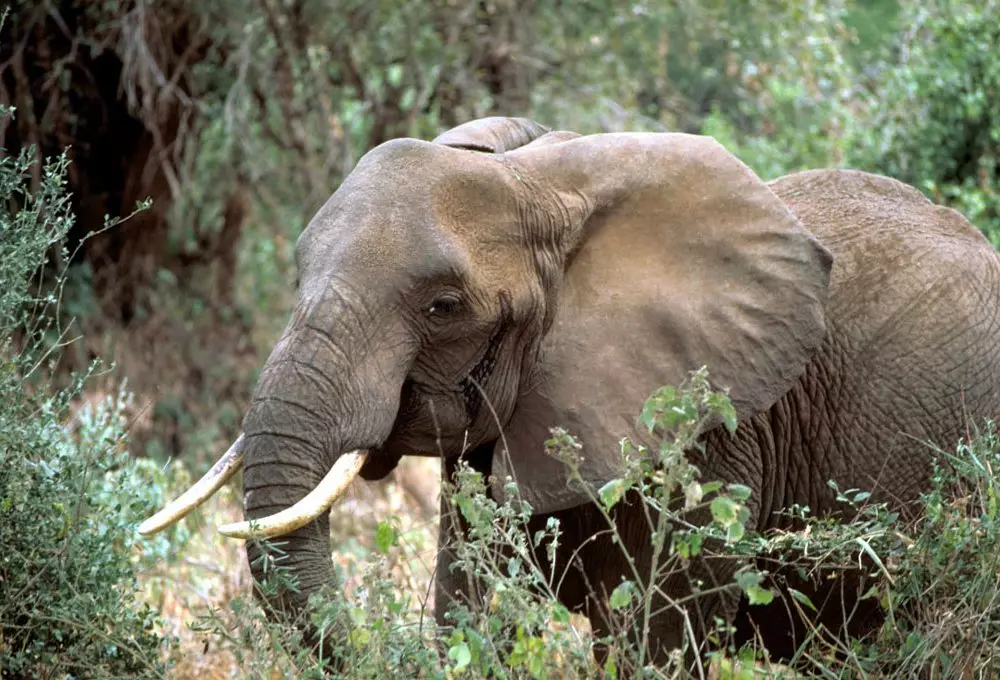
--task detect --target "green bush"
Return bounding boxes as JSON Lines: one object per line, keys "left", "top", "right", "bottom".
{"left": 852, "top": 0, "right": 1000, "bottom": 246}
{"left": 0, "top": 105, "right": 168, "bottom": 677}
{"left": 860, "top": 422, "right": 1000, "bottom": 676}
{"left": 701, "top": 0, "right": 861, "bottom": 180}
{"left": 739, "top": 423, "right": 1000, "bottom": 677}
{"left": 701, "top": 0, "right": 1000, "bottom": 247}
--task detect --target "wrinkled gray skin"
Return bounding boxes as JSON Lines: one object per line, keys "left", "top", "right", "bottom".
{"left": 240, "top": 116, "right": 1000, "bottom": 663}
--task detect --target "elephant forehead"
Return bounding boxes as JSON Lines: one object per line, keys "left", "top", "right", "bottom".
{"left": 428, "top": 167, "right": 522, "bottom": 251}
{"left": 297, "top": 208, "right": 470, "bottom": 294}
{"left": 298, "top": 144, "right": 522, "bottom": 282}
{"left": 346, "top": 136, "right": 523, "bottom": 251}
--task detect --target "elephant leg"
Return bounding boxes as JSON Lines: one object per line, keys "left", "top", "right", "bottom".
{"left": 433, "top": 443, "right": 495, "bottom": 629}
{"left": 561, "top": 492, "right": 750, "bottom": 668}
{"left": 732, "top": 556, "right": 884, "bottom": 662}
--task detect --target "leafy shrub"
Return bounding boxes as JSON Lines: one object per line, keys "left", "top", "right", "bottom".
{"left": 858, "top": 422, "right": 1000, "bottom": 676}
{"left": 197, "top": 374, "right": 1000, "bottom": 678}
{"left": 0, "top": 105, "right": 167, "bottom": 677}
{"left": 701, "top": 0, "right": 862, "bottom": 180}
{"left": 737, "top": 423, "right": 1000, "bottom": 677}
{"left": 702, "top": 0, "right": 1000, "bottom": 247}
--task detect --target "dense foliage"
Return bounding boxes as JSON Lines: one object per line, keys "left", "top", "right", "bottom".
{"left": 0, "top": 107, "right": 166, "bottom": 677}
{"left": 7, "top": 0, "right": 997, "bottom": 461}
{"left": 190, "top": 378, "right": 1000, "bottom": 678}
{"left": 857, "top": 0, "right": 1000, "bottom": 245}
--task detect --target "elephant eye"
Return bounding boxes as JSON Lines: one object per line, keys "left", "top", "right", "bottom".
{"left": 427, "top": 294, "right": 462, "bottom": 317}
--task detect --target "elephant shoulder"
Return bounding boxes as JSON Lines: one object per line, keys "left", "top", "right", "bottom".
{"left": 768, "top": 169, "right": 1000, "bottom": 366}
{"left": 768, "top": 169, "right": 929, "bottom": 208}
{"left": 767, "top": 168, "right": 995, "bottom": 265}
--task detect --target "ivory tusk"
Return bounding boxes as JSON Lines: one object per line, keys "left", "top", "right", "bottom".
{"left": 218, "top": 450, "right": 368, "bottom": 540}
{"left": 138, "top": 435, "right": 247, "bottom": 536}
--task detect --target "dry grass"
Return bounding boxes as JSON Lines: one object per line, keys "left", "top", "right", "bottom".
{"left": 135, "top": 455, "right": 442, "bottom": 678}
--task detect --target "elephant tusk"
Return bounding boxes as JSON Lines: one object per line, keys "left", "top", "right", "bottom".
{"left": 217, "top": 450, "right": 368, "bottom": 540}
{"left": 138, "top": 434, "right": 247, "bottom": 536}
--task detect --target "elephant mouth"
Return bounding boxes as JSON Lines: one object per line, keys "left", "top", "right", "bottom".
{"left": 359, "top": 446, "right": 404, "bottom": 480}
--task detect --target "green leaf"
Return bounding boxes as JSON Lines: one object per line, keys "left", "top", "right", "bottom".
{"left": 386, "top": 63, "right": 404, "bottom": 88}
{"left": 449, "top": 642, "right": 472, "bottom": 672}
{"left": 599, "top": 478, "right": 630, "bottom": 510}
{"left": 374, "top": 520, "right": 397, "bottom": 554}
{"left": 349, "top": 627, "right": 371, "bottom": 648}
{"left": 707, "top": 392, "right": 738, "bottom": 433}
{"left": 788, "top": 588, "right": 817, "bottom": 612}
{"left": 609, "top": 580, "right": 636, "bottom": 610}
{"left": 855, "top": 537, "right": 892, "bottom": 581}
{"left": 676, "top": 532, "right": 703, "bottom": 558}
{"left": 736, "top": 570, "right": 773, "bottom": 605}
{"left": 551, "top": 603, "right": 570, "bottom": 624}
{"left": 727, "top": 483, "right": 752, "bottom": 502}
{"left": 710, "top": 496, "right": 739, "bottom": 525}
{"left": 746, "top": 584, "right": 773, "bottom": 605}
{"left": 701, "top": 481, "right": 724, "bottom": 494}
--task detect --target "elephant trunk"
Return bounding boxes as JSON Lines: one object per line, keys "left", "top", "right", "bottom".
{"left": 241, "top": 429, "right": 336, "bottom": 618}
{"left": 236, "top": 300, "right": 410, "bottom": 639}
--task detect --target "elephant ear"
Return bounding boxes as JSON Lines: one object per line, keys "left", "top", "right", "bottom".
{"left": 492, "top": 133, "right": 833, "bottom": 513}
{"left": 433, "top": 116, "right": 551, "bottom": 153}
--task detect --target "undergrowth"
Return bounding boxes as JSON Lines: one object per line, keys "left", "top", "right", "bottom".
{"left": 184, "top": 373, "right": 1000, "bottom": 679}
{"left": 0, "top": 104, "right": 169, "bottom": 677}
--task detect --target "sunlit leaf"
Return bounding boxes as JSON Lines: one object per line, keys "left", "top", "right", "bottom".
{"left": 609, "top": 580, "right": 637, "bottom": 610}
{"left": 599, "top": 478, "right": 630, "bottom": 510}
{"left": 374, "top": 520, "right": 397, "bottom": 554}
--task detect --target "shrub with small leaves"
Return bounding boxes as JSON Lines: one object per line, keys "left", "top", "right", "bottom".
{"left": 861, "top": 422, "right": 1000, "bottom": 676}
{"left": 736, "top": 421, "right": 1000, "bottom": 676}
{"left": 0, "top": 104, "right": 167, "bottom": 677}
{"left": 190, "top": 368, "right": 763, "bottom": 678}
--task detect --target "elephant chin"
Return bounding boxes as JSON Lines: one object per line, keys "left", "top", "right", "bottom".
{"left": 359, "top": 448, "right": 403, "bottom": 480}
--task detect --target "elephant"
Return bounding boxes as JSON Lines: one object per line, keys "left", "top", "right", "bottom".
{"left": 140, "top": 116, "right": 1000, "bottom": 667}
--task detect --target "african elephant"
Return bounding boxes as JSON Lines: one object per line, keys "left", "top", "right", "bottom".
{"left": 140, "top": 117, "right": 1000, "bottom": 665}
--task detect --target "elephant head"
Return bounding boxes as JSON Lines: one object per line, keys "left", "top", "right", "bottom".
{"left": 139, "top": 117, "right": 831, "bottom": 634}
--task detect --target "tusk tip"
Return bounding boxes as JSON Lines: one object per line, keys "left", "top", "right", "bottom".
{"left": 137, "top": 519, "right": 161, "bottom": 537}
{"left": 134, "top": 435, "right": 247, "bottom": 537}
{"left": 217, "top": 521, "right": 253, "bottom": 540}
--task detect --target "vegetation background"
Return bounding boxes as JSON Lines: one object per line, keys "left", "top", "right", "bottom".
{"left": 2, "top": 0, "right": 1000, "bottom": 676}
